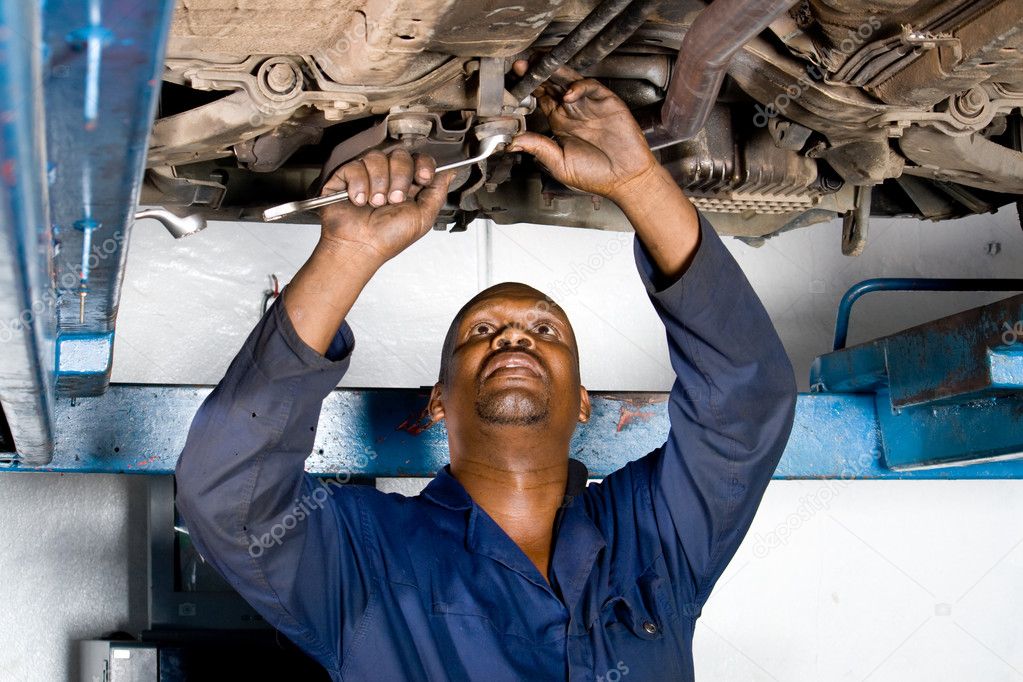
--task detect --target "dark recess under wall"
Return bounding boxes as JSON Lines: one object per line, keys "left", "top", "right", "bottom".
{"left": 0, "top": 402, "right": 14, "bottom": 454}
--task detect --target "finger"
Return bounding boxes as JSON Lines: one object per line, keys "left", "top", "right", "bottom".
{"left": 338, "top": 161, "right": 369, "bottom": 206}
{"left": 506, "top": 132, "right": 567, "bottom": 177}
{"left": 415, "top": 170, "right": 454, "bottom": 223}
{"left": 320, "top": 169, "right": 347, "bottom": 196}
{"left": 512, "top": 59, "right": 529, "bottom": 77}
{"left": 387, "top": 149, "right": 414, "bottom": 203}
{"left": 536, "top": 81, "right": 565, "bottom": 100}
{"left": 361, "top": 150, "right": 390, "bottom": 207}
{"left": 563, "top": 78, "right": 613, "bottom": 104}
{"left": 537, "top": 93, "right": 558, "bottom": 118}
{"left": 413, "top": 153, "right": 436, "bottom": 187}
{"left": 548, "top": 65, "right": 585, "bottom": 88}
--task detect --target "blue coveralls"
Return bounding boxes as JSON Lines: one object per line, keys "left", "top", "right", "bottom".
{"left": 175, "top": 211, "right": 797, "bottom": 681}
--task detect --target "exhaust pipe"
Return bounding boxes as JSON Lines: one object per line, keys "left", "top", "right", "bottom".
{"left": 658, "top": 0, "right": 799, "bottom": 143}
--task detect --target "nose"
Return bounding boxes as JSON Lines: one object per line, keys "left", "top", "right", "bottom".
{"left": 492, "top": 323, "right": 534, "bottom": 351}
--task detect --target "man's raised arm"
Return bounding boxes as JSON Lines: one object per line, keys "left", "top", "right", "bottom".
{"left": 173, "top": 150, "right": 452, "bottom": 673}
{"left": 510, "top": 64, "right": 797, "bottom": 607}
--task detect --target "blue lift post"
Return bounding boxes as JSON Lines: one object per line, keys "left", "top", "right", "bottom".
{"left": 2, "top": 2, "right": 1023, "bottom": 479}
{"left": 0, "top": 0, "right": 56, "bottom": 463}
{"left": 0, "top": 0, "right": 175, "bottom": 464}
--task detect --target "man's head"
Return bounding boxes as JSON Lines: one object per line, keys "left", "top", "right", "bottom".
{"left": 429, "top": 282, "right": 590, "bottom": 444}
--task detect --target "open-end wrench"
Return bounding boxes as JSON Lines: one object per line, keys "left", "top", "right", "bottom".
{"left": 262, "top": 134, "right": 512, "bottom": 223}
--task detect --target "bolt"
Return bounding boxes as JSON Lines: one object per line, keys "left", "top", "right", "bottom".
{"left": 266, "top": 63, "right": 298, "bottom": 94}
{"left": 953, "top": 88, "right": 988, "bottom": 118}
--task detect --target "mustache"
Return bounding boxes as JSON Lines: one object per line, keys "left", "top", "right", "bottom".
{"left": 476, "top": 347, "right": 547, "bottom": 381}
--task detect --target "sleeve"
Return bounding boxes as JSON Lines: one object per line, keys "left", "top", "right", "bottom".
{"left": 590, "top": 210, "right": 796, "bottom": 611}
{"left": 173, "top": 289, "right": 368, "bottom": 675}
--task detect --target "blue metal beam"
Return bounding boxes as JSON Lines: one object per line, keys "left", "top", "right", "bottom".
{"left": 4, "top": 385, "right": 1023, "bottom": 478}
{"left": 0, "top": 0, "right": 57, "bottom": 463}
{"left": 44, "top": 0, "right": 174, "bottom": 397}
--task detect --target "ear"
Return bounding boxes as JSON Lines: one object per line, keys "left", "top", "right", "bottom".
{"left": 428, "top": 382, "right": 446, "bottom": 423}
{"left": 578, "top": 385, "right": 591, "bottom": 423}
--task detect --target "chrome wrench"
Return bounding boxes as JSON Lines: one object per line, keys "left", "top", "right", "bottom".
{"left": 261, "top": 134, "right": 512, "bottom": 223}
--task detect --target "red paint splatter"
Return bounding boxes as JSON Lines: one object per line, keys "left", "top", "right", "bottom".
{"left": 1, "top": 159, "right": 14, "bottom": 186}
{"left": 616, "top": 405, "right": 656, "bottom": 431}
{"left": 397, "top": 407, "right": 435, "bottom": 436}
{"left": 133, "top": 454, "right": 160, "bottom": 467}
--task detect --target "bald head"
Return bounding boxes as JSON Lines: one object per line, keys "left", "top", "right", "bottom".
{"left": 437, "top": 282, "right": 577, "bottom": 384}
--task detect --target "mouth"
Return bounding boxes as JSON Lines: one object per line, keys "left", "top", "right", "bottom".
{"left": 480, "top": 350, "right": 544, "bottom": 382}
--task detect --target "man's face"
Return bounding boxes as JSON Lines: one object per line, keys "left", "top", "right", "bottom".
{"left": 431, "top": 283, "right": 589, "bottom": 436}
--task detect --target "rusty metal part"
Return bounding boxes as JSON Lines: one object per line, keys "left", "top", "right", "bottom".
{"left": 582, "top": 54, "right": 671, "bottom": 88}
{"left": 659, "top": 0, "right": 799, "bottom": 141}
{"left": 510, "top": 0, "right": 637, "bottom": 101}
{"left": 169, "top": 0, "right": 568, "bottom": 87}
{"left": 479, "top": 172, "right": 852, "bottom": 235}
{"left": 565, "top": 0, "right": 662, "bottom": 72}
{"left": 149, "top": 91, "right": 298, "bottom": 167}
{"left": 234, "top": 112, "right": 329, "bottom": 173}
{"left": 841, "top": 185, "right": 871, "bottom": 257}
{"left": 865, "top": 83, "right": 1023, "bottom": 137}
{"left": 144, "top": 166, "right": 226, "bottom": 209}
{"left": 727, "top": 34, "right": 888, "bottom": 139}
{"left": 818, "top": 137, "right": 905, "bottom": 185}
{"left": 659, "top": 105, "right": 819, "bottom": 200}
{"left": 163, "top": 53, "right": 467, "bottom": 122}
{"left": 871, "top": 0, "right": 1023, "bottom": 107}
{"left": 899, "top": 125, "right": 1023, "bottom": 194}
{"left": 153, "top": 56, "right": 468, "bottom": 167}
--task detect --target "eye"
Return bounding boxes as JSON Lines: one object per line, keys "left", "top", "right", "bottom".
{"left": 533, "top": 322, "right": 557, "bottom": 337}
{"left": 471, "top": 322, "right": 495, "bottom": 336}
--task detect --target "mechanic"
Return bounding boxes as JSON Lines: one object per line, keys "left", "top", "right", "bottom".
{"left": 174, "top": 63, "right": 797, "bottom": 681}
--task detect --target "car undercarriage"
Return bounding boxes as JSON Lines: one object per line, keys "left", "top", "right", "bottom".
{"left": 145, "top": 0, "right": 1023, "bottom": 253}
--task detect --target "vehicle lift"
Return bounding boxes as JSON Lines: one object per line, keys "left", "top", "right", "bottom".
{"left": 3, "top": 0, "right": 1023, "bottom": 480}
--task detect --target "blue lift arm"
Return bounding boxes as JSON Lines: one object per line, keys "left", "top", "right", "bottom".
{"left": 2, "top": 384, "right": 1023, "bottom": 479}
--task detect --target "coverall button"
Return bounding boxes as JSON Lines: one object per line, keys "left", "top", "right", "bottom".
{"left": 643, "top": 621, "right": 657, "bottom": 634}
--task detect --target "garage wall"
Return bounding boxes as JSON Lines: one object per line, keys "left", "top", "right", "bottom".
{"left": 1, "top": 205, "right": 1021, "bottom": 681}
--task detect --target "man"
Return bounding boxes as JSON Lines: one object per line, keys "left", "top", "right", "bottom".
{"left": 175, "top": 63, "right": 797, "bottom": 681}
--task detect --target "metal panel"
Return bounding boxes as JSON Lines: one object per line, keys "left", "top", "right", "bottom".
{"left": 813, "top": 293, "right": 1023, "bottom": 407}
{"left": 0, "top": 0, "right": 56, "bottom": 463}
{"left": 877, "top": 389, "right": 1023, "bottom": 470}
{"left": 43, "top": 0, "right": 175, "bottom": 397}
{"left": 811, "top": 292, "right": 1023, "bottom": 470}
{"left": 4, "top": 385, "right": 1023, "bottom": 478}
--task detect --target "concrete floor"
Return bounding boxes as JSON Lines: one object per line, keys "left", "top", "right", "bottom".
{"left": 1, "top": 204, "right": 1021, "bottom": 681}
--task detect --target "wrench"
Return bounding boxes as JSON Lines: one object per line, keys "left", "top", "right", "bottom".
{"left": 262, "top": 134, "right": 512, "bottom": 223}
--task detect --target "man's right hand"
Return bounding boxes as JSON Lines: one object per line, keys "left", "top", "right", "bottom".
{"left": 283, "top": 149, "right": 452, "bottom": 355}
{"left": 318, "top": 149, "right": 454, "bottom": 266}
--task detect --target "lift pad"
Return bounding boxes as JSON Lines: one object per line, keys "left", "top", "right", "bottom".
{"left": 812, "top": 293, "right": 1023, "bottom": 470}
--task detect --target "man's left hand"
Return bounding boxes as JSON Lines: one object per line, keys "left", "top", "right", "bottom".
{"left": 508, "top": 60, "right": 659, "bottom": 206}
